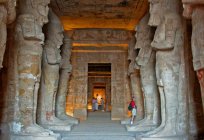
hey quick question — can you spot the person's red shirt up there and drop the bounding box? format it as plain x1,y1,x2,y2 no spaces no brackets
130,100,136,108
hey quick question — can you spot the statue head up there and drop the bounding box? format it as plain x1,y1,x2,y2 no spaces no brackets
46,9,64,48
135,13,153,50
19,0,50,26
148,0,164,26
62,33,72,58
135,13,154,66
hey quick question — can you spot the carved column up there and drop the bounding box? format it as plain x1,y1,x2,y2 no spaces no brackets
55,33,79,124
183,0,204,113
128,37,144,121
0,0,16,69
138,0,187,139
37,9,73,131
14,0,60,139
127,13,160,132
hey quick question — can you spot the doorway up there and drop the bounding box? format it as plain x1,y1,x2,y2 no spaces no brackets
87,63,111,112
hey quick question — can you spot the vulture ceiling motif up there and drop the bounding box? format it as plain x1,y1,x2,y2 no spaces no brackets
50,0,148,30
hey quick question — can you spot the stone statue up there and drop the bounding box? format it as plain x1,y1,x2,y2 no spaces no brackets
140,0,185,138
127,13,160,132
183,0,204,113
38,9,73,131
55,33,79,124
0,0,16,69
127,36,144,121
15,0,54,136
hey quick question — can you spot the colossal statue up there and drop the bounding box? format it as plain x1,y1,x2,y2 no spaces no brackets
127,36,144,122
38,9,73,131
16,0,54,136
127,13,160,132
182,0,204,113
55,33,79,124
0,0,16,69
139,0,185,139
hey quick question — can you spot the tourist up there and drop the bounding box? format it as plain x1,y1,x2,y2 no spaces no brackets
130,97,137,125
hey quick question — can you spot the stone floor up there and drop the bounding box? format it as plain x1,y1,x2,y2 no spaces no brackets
59,111,136,140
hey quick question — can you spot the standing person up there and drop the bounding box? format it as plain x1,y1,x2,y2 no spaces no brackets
95,97,98,111
130,97,137,125
101,98,104,111
92,97,96,111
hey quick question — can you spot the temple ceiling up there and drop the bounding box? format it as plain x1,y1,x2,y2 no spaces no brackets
50,0,148,30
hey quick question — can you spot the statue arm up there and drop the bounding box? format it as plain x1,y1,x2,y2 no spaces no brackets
45,46,61,65
182,0,204,4
183,4,193,19
151,21,176,50
6,0,16,24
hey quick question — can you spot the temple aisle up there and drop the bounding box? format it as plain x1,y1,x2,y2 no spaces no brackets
60,111,136,140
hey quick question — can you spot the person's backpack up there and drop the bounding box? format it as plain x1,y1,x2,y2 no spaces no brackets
128,103,132,111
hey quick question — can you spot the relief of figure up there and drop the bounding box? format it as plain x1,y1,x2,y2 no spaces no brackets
127,13,160,132
55,33,79,124
183,0,204,113
140,0,184,138
0,0,16,69
38,9,73,131
127,37,144,121
16,0,53,135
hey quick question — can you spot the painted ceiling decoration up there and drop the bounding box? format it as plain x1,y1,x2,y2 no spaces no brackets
50,0,148,30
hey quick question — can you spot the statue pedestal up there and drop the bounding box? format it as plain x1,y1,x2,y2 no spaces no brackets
121,118,131,125
126,124,157,132
59,116,79,125
10,133,61,140
41,124,73,131
137,135,189,140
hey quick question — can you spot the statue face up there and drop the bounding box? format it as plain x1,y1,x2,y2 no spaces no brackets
31,0,50,25
55,30,64,48
135,29,142,50
148,0,163,26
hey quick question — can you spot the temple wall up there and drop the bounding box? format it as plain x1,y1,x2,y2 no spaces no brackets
66,46,129,120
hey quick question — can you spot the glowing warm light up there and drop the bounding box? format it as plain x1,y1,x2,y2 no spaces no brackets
72,43,129,47
66,110,74,116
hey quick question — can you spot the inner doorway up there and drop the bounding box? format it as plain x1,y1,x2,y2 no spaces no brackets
87,63,111,112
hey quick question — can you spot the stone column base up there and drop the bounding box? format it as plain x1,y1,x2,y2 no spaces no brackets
126,124,157,132
41,124,73,131
137,135,189,140
10,133,61,140
121,118,131,124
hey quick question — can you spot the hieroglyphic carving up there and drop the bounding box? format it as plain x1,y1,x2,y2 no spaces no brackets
0,0,16,69
15,0,51,135
72,29,132,43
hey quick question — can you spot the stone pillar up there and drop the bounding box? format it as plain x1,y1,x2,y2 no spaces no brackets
105,78,111,111
182,0,204,114
0,0,16,69
127,13,160,132
55,33,79,124
37,9,73,132
138,0,187,139
13,0,59,139
16,0,50,135
128,37,144,121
